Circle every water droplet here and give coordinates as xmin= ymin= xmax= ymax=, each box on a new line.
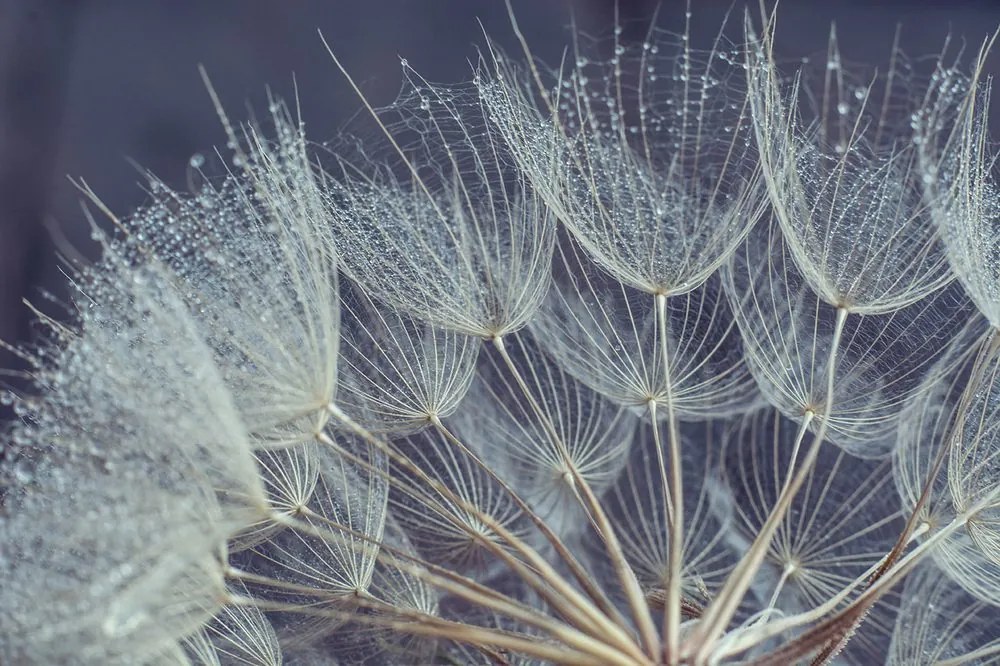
xmin=189 ymin=153 xmax=205 ymax=169
xmin=12 ymin=459 xmax=33 ymax=484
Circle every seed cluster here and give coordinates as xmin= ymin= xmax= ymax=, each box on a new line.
xmin=2 ymin=7 xmax=1000 ymax=666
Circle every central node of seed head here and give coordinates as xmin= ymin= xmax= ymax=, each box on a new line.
xmin=554 ymin=465 xmax=575 ymax=488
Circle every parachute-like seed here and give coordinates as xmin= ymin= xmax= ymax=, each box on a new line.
xmin=324 ymin=68 xmax=554 ymax=339
xmin=724 ymin=218 xmax=979 ymax=457
xmin=184 ymin=583 xmax=282 ymax=666
xmin=720 ymin=408 xmax=903 ymax=662
xmin=893 ymin=338 xmax=1000 ymax=605
xmin=389 ymin=427 xmax=531 ymax=579
xmin=888 ymin=562 xmax=1000 ymax=665
xmin=532 ymin=237 xmax=760 ymax=417
xmin=330 ymin=516 xmax=441 ymax=665
xmin=456 ymin=335 xmax=639 ymax=536
xmin=480 ymin=18 xmax=766 ymax=296
xmin=0 ymin=261 xmax=264 ymax=664
xmin=230 ymin=442 xmax=323 ymax=551
xmin=338 ymin=286 xmax=479 ymax=435
xmin=746 ymin=23 xmax=968 ymax=313
xmin=120 ymin=102 xmax=341 ymax=445
xmin=927 ymin=68 xmax=1000 ymax=329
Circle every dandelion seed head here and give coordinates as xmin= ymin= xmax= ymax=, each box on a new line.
xmin=4 ymin=7 xmax=1000 ymax=665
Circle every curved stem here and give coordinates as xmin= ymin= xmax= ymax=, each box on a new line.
xmin=761 ymin=563 xmax=794 ymax=621
xmin=655 ymin=292 xmax=684 ymax=666
xmin=936 ymin=642 xmax=1000 ymax=666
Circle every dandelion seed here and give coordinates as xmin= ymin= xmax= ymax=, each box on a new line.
xmin=323 ymin=67 xmax=554 ymax=339
xmin=745 ymin=23 xmax=967 ymax=313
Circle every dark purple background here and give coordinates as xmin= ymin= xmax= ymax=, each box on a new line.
xmin=1 ymin=0 xmax=998 ymax=418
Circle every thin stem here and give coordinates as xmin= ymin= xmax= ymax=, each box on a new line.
xmin=762 ymin=563 xmax=795 ymax=621
xmin=492 ymin=334 xmax=661 ymax=659
xmin=655 ymin=292 xmax=684 ymax=666
xmin=936 ymin=642 xmax=1000 ymax=666
xmin=690 ymin=307 xmax=849 ymax=662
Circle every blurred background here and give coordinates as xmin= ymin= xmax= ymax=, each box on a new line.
xmin=1 ymin=0 xmax=999 ymax=419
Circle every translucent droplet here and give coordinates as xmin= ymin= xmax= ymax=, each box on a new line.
xmin=12 ymin=459 xmax=33 ymax=484
xmin=188 ymin=153 xmax=205 ymax=169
